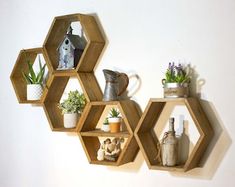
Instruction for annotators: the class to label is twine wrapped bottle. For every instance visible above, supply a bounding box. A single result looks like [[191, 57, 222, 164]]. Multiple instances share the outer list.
[[161, 117, 178, 166]]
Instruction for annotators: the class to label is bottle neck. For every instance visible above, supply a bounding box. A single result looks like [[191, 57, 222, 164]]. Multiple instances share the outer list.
[[168, 117, 175, 134]]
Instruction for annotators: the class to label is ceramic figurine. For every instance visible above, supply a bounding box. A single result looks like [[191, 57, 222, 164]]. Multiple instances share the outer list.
[[97, 138, 124, 162], [97, 145, 105, 161], [161, 117, 178, 166]]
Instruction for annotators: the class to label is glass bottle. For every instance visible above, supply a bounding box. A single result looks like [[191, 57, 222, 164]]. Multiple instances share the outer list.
[[161, 117, 178, 166]]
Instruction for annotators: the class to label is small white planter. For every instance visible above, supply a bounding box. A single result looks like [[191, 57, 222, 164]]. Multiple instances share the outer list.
[[64, 113, 79, 128], [101, 124, 110, 132], [27, 84, 43, 100]]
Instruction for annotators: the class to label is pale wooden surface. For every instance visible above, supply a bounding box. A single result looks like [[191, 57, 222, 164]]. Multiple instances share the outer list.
[[78, 100, 141, 166], [43, 13, 105, 73], [134, 97, 214, 172], [42, 72, 102, 132], [10, 48, 50, 104], [80, 129, 129, 138]]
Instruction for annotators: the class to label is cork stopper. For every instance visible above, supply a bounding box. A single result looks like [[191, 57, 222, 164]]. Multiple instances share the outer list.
[[169, 117, 175, 133]]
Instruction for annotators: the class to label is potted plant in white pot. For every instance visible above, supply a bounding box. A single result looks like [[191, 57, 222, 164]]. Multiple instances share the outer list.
[[22, 57, 46, 100], [101, 117, 110, 132], [162, 62, 191, 98], [109, 108, 122, 133], [58, 90, 86, 128]]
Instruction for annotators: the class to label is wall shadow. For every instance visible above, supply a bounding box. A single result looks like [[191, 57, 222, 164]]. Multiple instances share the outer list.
[[107, 151, 144, 173], [170, 65, 232, 179]]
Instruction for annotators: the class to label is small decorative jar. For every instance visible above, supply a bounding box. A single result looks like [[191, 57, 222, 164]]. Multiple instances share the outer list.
[[162, 80, 189, 98]]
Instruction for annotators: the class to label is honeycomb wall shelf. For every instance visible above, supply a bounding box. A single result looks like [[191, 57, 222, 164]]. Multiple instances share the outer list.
[[10, 13, 216, 170], [10, 47, 51, 104], [43, 13, 105, 73], [42, 72, 103, 132], [134, 98, 214, 172], [78, 100, 141, 166]]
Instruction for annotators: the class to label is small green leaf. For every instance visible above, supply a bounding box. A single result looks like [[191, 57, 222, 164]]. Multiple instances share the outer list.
[[22, 72, 33, 84], [27, 60, 36, 83]]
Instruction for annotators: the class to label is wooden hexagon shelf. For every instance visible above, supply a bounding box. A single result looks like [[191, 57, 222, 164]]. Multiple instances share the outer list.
[[134, 98, 214, 172], [10, 48, 51, 104], [43, 13, 105, 73], [78, 100, 140, 166], [42, 73, 102, 132]]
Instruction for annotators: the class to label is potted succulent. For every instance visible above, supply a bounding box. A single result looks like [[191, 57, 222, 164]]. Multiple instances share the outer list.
[[101, 117, 110, 132], [58, 90, 86, 128], [162, 62, 190, 98], [22, 56, 46, 100], [109, 108, 122, 133]]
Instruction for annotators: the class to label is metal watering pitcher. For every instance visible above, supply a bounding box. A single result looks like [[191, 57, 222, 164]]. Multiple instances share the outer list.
[[103, 69, 129, 101]]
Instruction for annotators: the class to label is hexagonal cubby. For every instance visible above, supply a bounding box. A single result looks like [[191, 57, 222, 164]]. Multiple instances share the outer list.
[[10, 48, 50, 104], [135, 98, 213, 172], [78, 100, 140, 166], [43, 13, 105, 73], [42, 73, 102, 132]]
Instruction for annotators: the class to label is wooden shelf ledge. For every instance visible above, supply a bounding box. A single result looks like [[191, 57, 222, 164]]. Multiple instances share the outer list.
[[80, 129, 130, 138]]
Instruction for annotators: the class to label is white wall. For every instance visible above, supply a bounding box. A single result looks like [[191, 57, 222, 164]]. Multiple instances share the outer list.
[[0, 0, 234, 186]]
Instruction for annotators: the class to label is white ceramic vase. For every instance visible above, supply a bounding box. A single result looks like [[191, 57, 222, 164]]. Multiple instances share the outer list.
[[27, 84, 43, 100], [64, 113, 79, 128]]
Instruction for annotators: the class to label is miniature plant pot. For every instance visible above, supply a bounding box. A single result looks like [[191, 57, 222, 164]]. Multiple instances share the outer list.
[[27, 84, 43, 100], [63, 113, 79, 128], [101, 123, 110, 132], [162, 82, 189, 98], [109, 117, 121, 133]]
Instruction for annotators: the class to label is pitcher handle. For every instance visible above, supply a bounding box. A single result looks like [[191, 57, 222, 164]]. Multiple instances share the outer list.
[[118, 73, 129, 96]]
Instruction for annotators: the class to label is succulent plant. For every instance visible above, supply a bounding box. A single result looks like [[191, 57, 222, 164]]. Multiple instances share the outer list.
[[109, 108, 121, 118], [103, 117, 109, 125], [22, 55, 46, 85]]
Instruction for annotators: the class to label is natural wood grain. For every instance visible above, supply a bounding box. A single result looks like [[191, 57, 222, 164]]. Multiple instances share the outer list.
[[119, 100, 141, 132], [78, 72, 103, 102], [42, 71, 103, 132], [119, 135, 139, 165], [43, 13, 105, 73], [134, 98, 214, 172], [78, 100, 141, 166], [80, 129, 130, 138], [80, 136, 100, 163], [10, 48, 49, 104]]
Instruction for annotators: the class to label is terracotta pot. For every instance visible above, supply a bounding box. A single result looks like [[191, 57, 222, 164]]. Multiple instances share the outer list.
[[27, 84, 43, 100], [109, 117, 121, 133]]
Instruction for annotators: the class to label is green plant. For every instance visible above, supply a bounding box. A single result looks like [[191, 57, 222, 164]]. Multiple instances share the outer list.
[[109, 108, 121, 118], [58, 90, 86, 114], [103, 117, 109, 125], [164, 62, 190, 83], [22, 56, 46, 85]]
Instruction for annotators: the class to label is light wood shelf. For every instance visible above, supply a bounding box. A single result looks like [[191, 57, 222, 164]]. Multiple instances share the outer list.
[[42, 73, 102, 132], [10, 48, 51, 104], [134, 97, 214, 172], [80, 129, 130, 138], [43, 13, 105, 73], [78, 100, 141, 166]]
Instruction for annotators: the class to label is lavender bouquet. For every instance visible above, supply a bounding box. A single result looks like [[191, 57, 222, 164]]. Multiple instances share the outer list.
[[164, 62, 190, 84]]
